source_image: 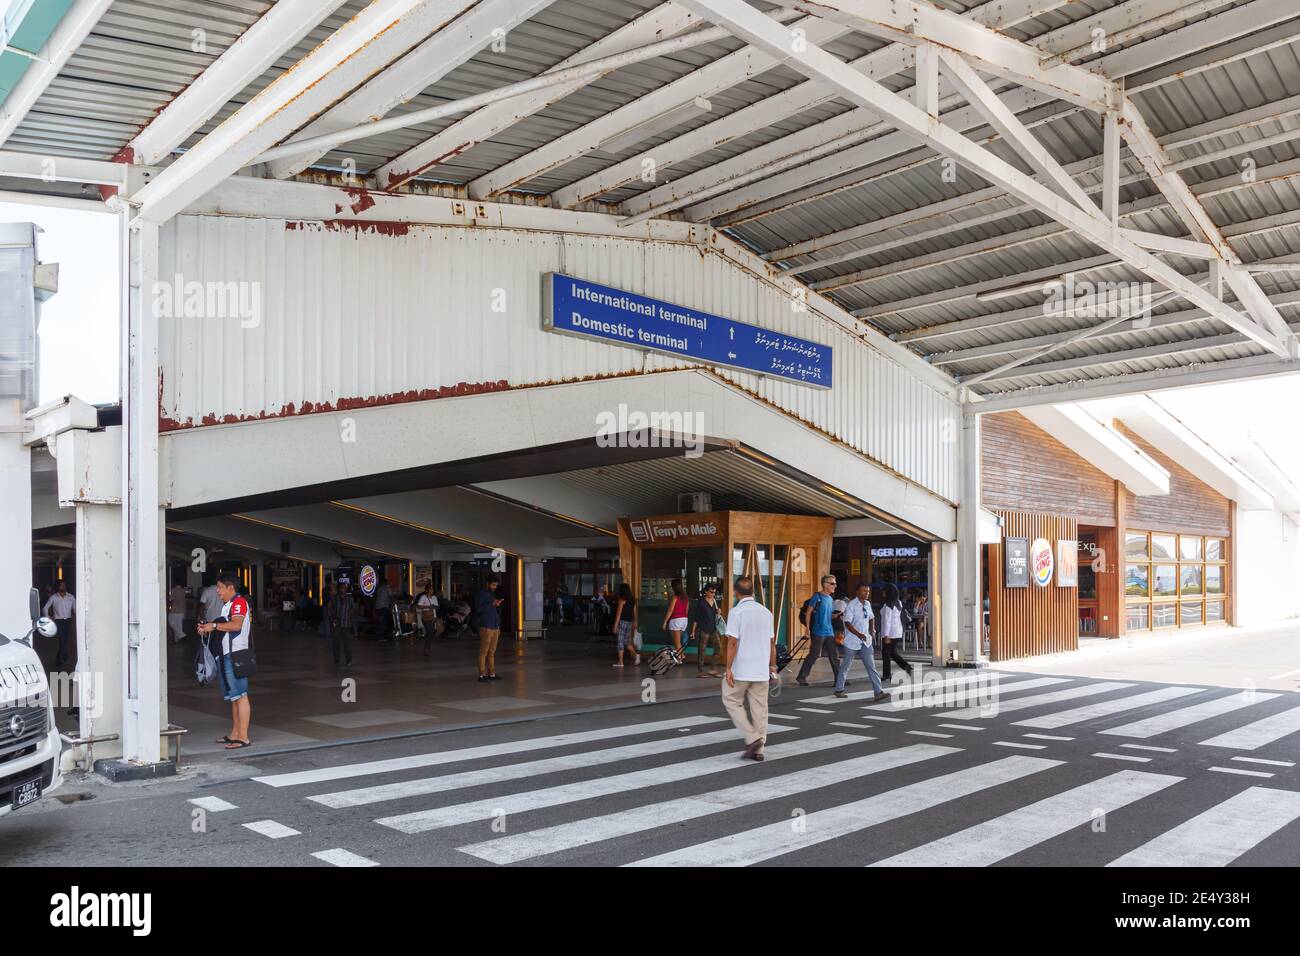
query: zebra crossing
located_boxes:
[223,672,1300,867]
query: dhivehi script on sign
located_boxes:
[542,273,832,388]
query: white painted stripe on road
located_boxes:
[797,708,834,714]
[1208,766,1273,778]
[1108,787,1300,867]
[189,796,237,812]
[309,726,793,809]
[1199,704,1300,751]
[908,731,953,739]
[252,715,727,787]
[830,722,873,730]
[994,741,1045,750]
[377,734,866,834]
[1023,733,1073,741]
[860,714,905,722]
[458,743,961,865]
[242,820,300,839]
[874,769,1183,866]
[855,676,1070,711]
[1012,686,1201,729]
[1121,744,1177,753]
[1094,752,1151,763]
[312,848,379,867]
[938,724,984,732]
[1231,756,1294,767]
[944,682,1137,720]
[628,755,1061,867]
[1100,691,1279,739]
[804,673,1050,707]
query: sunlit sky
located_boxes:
[6,200,1300,485]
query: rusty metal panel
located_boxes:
[157,215,960,501]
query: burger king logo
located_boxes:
[359,564,378,597]
[1030,538,1054,587]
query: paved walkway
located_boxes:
[996,620,1300,692]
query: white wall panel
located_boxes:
[158,216,960,502]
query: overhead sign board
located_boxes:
[543,273,832,388]
[1004,537,1029,588]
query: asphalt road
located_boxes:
[4,668,1299,867]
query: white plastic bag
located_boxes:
[633,630,643,650]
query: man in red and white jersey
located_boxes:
[197,574,252,749]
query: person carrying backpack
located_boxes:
[795,574,842,687]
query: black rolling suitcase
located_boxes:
[648,635,692,677]
[776,635,809,673]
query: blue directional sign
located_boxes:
[542,273,832,389]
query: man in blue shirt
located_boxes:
[795,574,842,686]
[475,575,504,682]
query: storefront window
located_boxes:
[1206,600,1226,623]
[1126,605,1149,631]
[1151,534,1176,560]
[1179,536,1202,561]
[1206,538,1226,562]
[1179,565,1202,596]
[1125,564,1149,598]
[1125,533,1149,559]
[1205,565,1225,595]
[1180,600,1202,626]
[1152,603,1177,628]
[1152,564,1177,598]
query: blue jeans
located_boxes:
[835,642,882,695]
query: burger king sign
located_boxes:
[1029,537,1054,588]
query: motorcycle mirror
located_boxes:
[29,587,39,623]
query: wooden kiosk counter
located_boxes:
[616,511,833,653]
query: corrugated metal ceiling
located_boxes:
[5,0,1300,399]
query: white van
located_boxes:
[0,589,63,817]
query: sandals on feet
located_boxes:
[223,739,251,749]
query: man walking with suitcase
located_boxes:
[722,576,777,761]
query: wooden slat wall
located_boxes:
[982,412,1117,526]
[1115,424,1231,535]
[1094,523,1121,639]
[987,510,1080,661]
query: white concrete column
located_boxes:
[956,410,984,664]
[120,215,164,764]
[939,540,958,668]
[0,400,31,639]
[70,501,123,768]
[440,560,453,599]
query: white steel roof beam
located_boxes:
[129,0,483,225]
[373,2,705,190]
[936,46,1098,215]
[464,8,828,200]
[768,0,1289,348]
[549,0,1064,210]
[703,0,1296,228]
[0,0,113,148]
[265,0,559,180]
[675,0,1291,356]
[129,0,350,167]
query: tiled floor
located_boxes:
[150,625,749,760]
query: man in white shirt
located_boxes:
[834,582,886,701]
[43,580,76,671]
[723,575,778,761]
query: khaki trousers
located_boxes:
[477,627,501,674]
[721,678,769,752]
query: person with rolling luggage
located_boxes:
[722,575,777,761]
